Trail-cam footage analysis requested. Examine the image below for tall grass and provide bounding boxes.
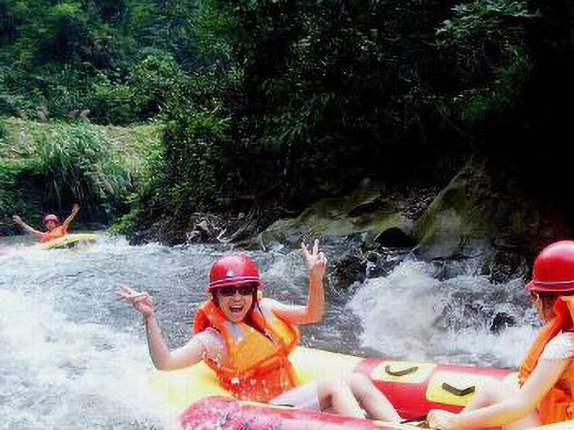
[0,118,161,234]
[42,124,132,206]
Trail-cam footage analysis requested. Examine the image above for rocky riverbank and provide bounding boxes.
[165,154,572,289]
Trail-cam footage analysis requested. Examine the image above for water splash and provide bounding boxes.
[0,288,165,430]
[348,260,538,367]
[0,237,348,429]
[0,238,214,430]
[0,235,542,430]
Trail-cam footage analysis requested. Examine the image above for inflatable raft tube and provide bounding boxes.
[150,346,574,429]
[38,233,101,250]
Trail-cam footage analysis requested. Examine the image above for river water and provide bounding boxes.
[0,235,540,430]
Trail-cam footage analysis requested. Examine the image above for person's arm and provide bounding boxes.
[62,204,80,230]
[144,313,206,370]
[266,239,327,325]
[117,286,206,370]
[13,215,46,237]
[428,356,571,429]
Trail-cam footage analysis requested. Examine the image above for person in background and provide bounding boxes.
[13,203,79,243]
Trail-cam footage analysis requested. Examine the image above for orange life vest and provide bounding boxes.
[193,300,300,403]
[39,226,67,243]
[518,299,574,424]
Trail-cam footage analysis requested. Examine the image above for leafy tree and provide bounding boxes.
[0,0,197,123]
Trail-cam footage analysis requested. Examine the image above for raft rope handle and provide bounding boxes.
[385,365,419,377]
[441,382,476,397]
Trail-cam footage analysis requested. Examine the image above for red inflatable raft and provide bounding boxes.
[149,347,573,430]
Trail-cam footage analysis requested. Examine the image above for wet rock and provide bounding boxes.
[258,179,412,249]
[186,219,217,243]
[490,312,516,333]
[332,248,367,289]
[414,156,572,280]
[185,213,260,245]
[374,227,417,248]
[488,250,528,284]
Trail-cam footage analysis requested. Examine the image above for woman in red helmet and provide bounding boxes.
[428,240,574,429]
[118,240,400,421]
[13,203,80,243]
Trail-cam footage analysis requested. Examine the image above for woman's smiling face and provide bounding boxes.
[215,285,255,323]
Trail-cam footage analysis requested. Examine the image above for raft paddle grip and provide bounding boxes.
[385,365,419,377]
[441,382,476,397]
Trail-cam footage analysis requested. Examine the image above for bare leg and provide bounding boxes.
[462,380,541,429]
[317,378,366,418]
[462,379,505,412]
[347,373,402,422]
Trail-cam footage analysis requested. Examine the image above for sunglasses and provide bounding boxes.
[216,286,255,297]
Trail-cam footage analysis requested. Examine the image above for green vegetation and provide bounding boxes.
[128,0,573,243]
[0,0,193,124]
[1,0,572,243]
[0,117,161,234]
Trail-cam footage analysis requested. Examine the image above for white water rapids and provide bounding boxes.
[0,236,539,429]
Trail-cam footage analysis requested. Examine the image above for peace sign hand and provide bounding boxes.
[301,239,327,281]
[116,285,155,319]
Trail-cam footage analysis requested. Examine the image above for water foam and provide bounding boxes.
[348,260,538,367]
[0,287,170,430]
[0,238,184,430]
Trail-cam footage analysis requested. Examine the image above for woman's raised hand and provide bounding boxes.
[13,215,23,225]
[301,239,327,280]
[117,285,155,319]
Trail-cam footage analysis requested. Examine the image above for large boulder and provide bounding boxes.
[256,179,414,248]
[252,155,573,284]
[413,156,572,280]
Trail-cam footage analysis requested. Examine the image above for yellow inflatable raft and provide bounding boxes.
[150,347,574,430]
[38,233,101,250]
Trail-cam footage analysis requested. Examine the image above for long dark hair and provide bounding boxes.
[530,290,574,322]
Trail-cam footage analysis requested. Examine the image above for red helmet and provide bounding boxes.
[43,214,59,224]
[526,241,574,293]
[209,254,261,291]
